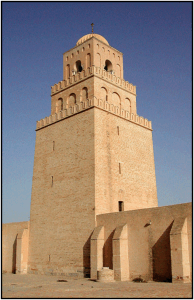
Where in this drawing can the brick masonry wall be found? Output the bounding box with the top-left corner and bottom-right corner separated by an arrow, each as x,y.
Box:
96,202 -> 192,281
29,109 -> 96,276
94,107 -> 158,216
2,221 -> 29,273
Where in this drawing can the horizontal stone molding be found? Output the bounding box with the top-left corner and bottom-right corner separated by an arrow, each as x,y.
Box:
36,98 -> 152,131
51,65 -> 136,95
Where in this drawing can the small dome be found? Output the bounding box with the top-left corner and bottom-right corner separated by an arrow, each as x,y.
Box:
76,34 -> 109,46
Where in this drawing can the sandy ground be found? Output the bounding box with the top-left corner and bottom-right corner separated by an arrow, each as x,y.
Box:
2,273 -> 192,298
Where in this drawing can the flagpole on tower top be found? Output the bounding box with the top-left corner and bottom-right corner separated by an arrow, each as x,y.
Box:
91,23 -> 94,33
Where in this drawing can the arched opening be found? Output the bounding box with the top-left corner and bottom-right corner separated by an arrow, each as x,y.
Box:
75,60 -> 83,73
104,60 -> 113,72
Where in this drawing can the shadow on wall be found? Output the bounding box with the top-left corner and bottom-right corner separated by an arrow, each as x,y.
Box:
12,236 -> 17,273
103,230 -> 115,269
152,222 -> 174,282
83,233 -> 93,278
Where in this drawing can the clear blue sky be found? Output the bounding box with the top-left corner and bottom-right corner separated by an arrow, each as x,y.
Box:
2,2 -> 192,223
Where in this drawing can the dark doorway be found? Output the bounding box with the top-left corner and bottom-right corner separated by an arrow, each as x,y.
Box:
152,222 -> 174,282
12,236 -> 17,273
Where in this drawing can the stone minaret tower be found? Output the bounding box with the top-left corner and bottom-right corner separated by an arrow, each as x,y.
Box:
28,32 -> 158,277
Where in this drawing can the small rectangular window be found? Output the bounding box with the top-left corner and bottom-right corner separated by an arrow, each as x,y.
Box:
117,126 -> 119,135
53,141 -> 55,151
51,176 -> 53,187
119,163 -> 121,174
119,201 -> 124,212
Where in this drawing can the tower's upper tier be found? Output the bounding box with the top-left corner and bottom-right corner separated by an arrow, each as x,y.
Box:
76,34 -> 109,46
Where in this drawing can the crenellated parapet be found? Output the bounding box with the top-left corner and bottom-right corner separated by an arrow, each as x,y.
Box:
51,66 -> 136,95
36,97 -> 152,131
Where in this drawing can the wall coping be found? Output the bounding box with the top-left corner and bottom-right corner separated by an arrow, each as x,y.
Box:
36,97 -> 152,131
51,65 -> 136,96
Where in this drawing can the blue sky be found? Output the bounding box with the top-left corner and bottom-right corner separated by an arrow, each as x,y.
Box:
2,2 -> 192,223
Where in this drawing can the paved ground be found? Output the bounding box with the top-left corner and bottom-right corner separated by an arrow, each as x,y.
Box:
2,273 -> 192,298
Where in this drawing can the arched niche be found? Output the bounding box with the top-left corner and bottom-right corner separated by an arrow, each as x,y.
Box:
124,98 -> 131,113
116,64 -> 121,78
66,64 -> 70,79
81,87 -> 88,102
86,53 -> 91,69
96,53 -> 101,68
56,98 -> 63,113
100,87 -> 108,101
68,93 -> 76,107
112,92 -> 121,107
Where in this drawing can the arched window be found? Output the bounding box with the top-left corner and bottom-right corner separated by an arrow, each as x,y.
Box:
124,98 -> 131,113
81,87 -> 88,102
66,64 -> 70,78
104,60 -> 113,72
86,53 -> 91,69
68,93 -> 76,107
101,87 -> 108,101
112,92 -> 121,107
75,60 -> 83,73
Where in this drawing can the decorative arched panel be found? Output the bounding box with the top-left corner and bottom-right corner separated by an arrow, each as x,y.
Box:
124,98 -> 131,113
81,87 -> 88,102
112,92 -> 121,107
96,53 -> 101,68
66,64 -> 70,79
56,98 -> 63,112
68,93 -> 76,107
116,64 -> 121,78
101,87 -> 108,101
86,53 -> 91,69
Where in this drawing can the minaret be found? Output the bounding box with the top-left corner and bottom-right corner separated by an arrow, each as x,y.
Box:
28,32 -> 158,277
